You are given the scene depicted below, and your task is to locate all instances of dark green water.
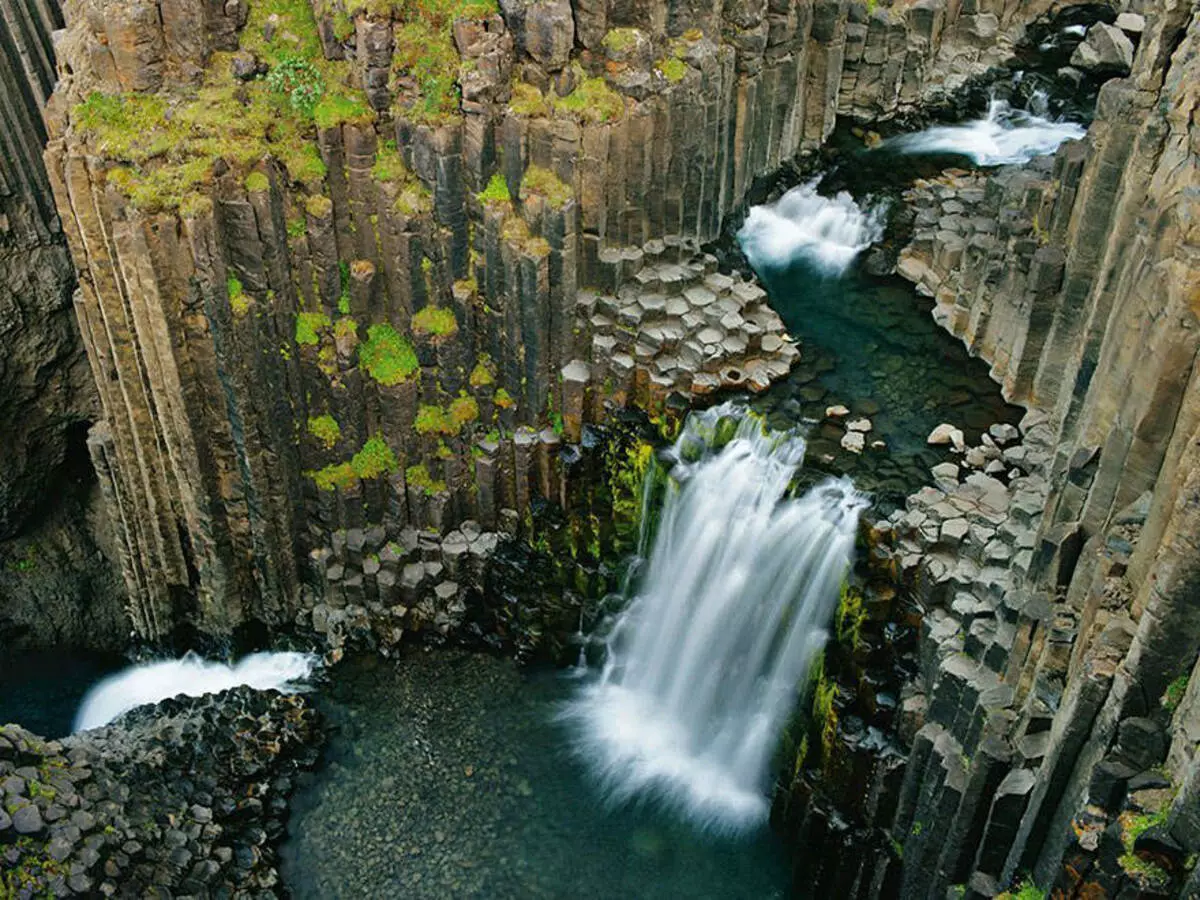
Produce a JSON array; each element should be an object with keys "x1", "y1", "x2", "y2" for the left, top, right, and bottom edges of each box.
[
  {"x1": 282, "y1": 651, "x2": 791, "y2": 899},
  {"x1": 747, "y1": 261, "x2": 1022, "y2": 512},
  {"x1": 0, "y1": 648, "x2": 124, "y2": 737}
]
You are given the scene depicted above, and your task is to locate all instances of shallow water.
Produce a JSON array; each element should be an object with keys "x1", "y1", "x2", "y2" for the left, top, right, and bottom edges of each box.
[
  {"x1": 745, "y1": 260, "x2": 1022, "y2": 511},
  {"x1": 282, "y1": 651, "x2": 791, "y2": 899}
]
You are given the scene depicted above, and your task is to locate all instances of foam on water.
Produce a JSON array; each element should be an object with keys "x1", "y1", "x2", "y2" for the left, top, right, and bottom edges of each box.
[
  {"x1": 565, "y1": 405, "x2": 868, "y2": 833},
  {"x1": 883, "y1": 99, "x2": 1085, "y2": 166},
  {"x1": 73, "y1": 651, "x2": 319, "y2": 732},
  {"x1": 737, "y1": 179, "x2": 886, "y2": 276}
]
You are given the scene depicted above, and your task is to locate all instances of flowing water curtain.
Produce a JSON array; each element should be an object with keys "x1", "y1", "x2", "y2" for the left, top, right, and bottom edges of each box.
[{"x1": 566, "y1": 404, "x2": 868, "y2": 833}]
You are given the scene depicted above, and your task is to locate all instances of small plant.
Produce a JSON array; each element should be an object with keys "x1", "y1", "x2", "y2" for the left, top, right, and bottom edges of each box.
[
  {"x1": 494, "y1": 387, "x2": 515, "y2": 409},
  {"x1": 245, "y1": 171, "x2": 270, "y2": 193},
  {"x1": 657, "y1": 56, "x2": 687, "y2": 83},
  {"x1": 351, "y1": 436, "x2": 398, "y2": 479},
  {"x1": 835, "y1": 581, "x2": 866, "y2": 650},
  {"x1": 267, "y1": 55, "x2": 326, "y2": 117},
  {"x1": 520, "y1": 166, "x2": 572, "y2": 208},
  {"x1": 469, "y1": 359, "x2": 494, "y2": 387},
  {"x1": 478, "y1": 173, "x2": 511, "y2": 205},
  {"x1": 5, "y1": 544, "x2": 37, "y2": 573},
  {"x1": 227, "y1": 275, "x2": 251, "y2": 316},
  {"x1": 449, "y1": 394, "x2": 479, "y2": 428},
  {"x1": 1163, "y1": 674, "x2": 1189, "y2": 712},
  {"x1": 405, "y1": 463, "x2": 447, "y2": 496}
]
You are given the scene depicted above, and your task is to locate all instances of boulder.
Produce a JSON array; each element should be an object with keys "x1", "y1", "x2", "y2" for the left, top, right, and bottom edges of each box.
[
  {"x1": 1114, "y1": 12, "x2": 1145, "y2": 38},
  {"x1": 825, "y1": 404, "x2": 850, "y2": 419},
  {"x1": 1070, "y1": 23, "x2": 1134, "y2": 75},
  {"x1": 928, "y1": 423, "x2": 965, "y2": 451},
  {"x1": 841, "y1": 431, "x2": 865, "y2": 454}
]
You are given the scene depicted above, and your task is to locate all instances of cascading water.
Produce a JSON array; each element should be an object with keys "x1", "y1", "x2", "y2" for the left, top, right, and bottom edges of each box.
[
  {"x1": 737, "y1": 179, "x2": 886, "y2": 276},
  {"x1": 72, "y1": 651, "x2": 319, "y2": 732},
  {"x1": 565, "y1": 405, "x2": 868, "y2": 833},
  {"x1": 883, "y1": 98, "x2": 1085, "y2": 166}
]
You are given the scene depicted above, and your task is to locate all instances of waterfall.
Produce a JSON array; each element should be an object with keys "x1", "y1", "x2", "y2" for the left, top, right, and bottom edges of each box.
[
  {"x1": 737, "y1": 179, "x2": 886, "y2": 276},
  {"x1": 883, "y1": 98, "x2": 1085, "y2": 166},
  {"x1": 73, "y1": 651, "x2": 318, "y2": 732},
  {"x1": 565, "y1": 405, "x2": 868, "y2": 833}
]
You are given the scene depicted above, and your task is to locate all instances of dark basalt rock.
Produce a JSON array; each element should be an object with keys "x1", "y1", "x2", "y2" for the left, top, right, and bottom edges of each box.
[{"x1": 0, "y1": 688, "x2": 323, "y2": 898}]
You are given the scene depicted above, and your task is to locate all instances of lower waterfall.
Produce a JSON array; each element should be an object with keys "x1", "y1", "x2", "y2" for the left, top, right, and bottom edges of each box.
[
  {"x1": 565, "y1": 406, "x2": 868, "y2": 833},
  {"x1": 73, "y1": 651, "x2": 319, "y2": 732}
]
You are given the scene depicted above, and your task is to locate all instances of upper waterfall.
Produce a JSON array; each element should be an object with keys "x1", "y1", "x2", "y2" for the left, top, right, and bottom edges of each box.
[
  {"x1": 73, "y1": 651, "x2": 319, "y2": 732},
  {"x1": 564, "y1": 405, "x2": 868, "y2": 833},
  {"x1": 883, "y1": 98, "x2": 1086, "y2": 166},
  {"x1": 738, "y1": 180, "x2": 886, "y2": 276}
]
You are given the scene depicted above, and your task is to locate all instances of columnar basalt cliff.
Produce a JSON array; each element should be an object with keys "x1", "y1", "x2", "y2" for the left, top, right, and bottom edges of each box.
[
  {"x1": 0, "y1": 0, "x2": 123, "y2": 648},
  {"x1": 831, "y1": 2, "x2": 1200, "y2": 895},
  {"x1": 39, "y1": 0, "x2": 1051, "y2": 646}
]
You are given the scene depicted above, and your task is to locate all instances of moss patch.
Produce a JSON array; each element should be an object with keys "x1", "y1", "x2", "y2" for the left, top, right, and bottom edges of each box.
[
  {"x1": 509, "y1": 82, "x2": 549, "y2": 116},
  {"x1": 551, "y1": 66, "x2": 625, "y2": 123},
  {"x1": 405, "y1": 462, "x2": 447, "y2": 496},
  {"x1": 658, "y1": 56, "x2": 688, "y2": 83},
  {"x1": 520, "y1": 165, "x2": 572, "y2": 208},
  {"x1": 412, "y1": 305, "x2": 458, "y2": 337},
  {"x1": 227, "y1": 275, "x2": 251, "y2": 317},
  {"x1": 296, "y1": 310, "x2": 332, "y2": 346},
  {"x1": 307, "y1": 414, "x2": 342, "y2": 448},
  {"x1": 359, "y1": 323, "x2": 418, "y2": 385},
  {"x1": 478, "y1": 172, "x2": 511, "y2": 205},
  {"x1": 309, "y1": 435, "x2": 398, "y2": 490}
]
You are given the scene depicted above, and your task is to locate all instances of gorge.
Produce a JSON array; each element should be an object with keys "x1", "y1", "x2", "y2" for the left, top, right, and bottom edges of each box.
[{"x1": 1, "y1": 0, "x2": 1198, "y2": 897}]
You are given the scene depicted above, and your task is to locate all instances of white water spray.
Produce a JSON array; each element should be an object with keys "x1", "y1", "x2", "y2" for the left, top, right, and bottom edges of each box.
[
  {"x1": 73, "y1": 651, "x2": 319, "y2": 732},
  {"x1": 738, "y1": 179, "x2": 886, "y2": 275},
  {"x1": 884, "y1": 99, "x2": 1085, "y2": 166},
  {"x1": 565, "y1": 406, "x2": 868, "y2": 833}
]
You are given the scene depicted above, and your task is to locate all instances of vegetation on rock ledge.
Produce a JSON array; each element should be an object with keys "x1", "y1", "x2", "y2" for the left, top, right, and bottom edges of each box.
[{"x1": 359, "y1": 324, "x2": 419, "y2": 385}]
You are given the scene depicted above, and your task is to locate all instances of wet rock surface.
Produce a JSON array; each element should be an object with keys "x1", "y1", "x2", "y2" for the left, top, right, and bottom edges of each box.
[
  {"x1": 283, "y1": 650, "x2": 789, "y2": 899},
  {"x1": 0, "y1": 687, "x2": 321, "y2": 898}
]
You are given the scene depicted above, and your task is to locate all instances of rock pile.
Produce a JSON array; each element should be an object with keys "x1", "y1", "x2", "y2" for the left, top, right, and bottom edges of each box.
[{"x1": 0, "y1": 689, "x2": 321, "y2": 898}]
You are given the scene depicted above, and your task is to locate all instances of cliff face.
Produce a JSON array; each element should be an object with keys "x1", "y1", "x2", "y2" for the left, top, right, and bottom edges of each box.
[
  {"x1": 871, "y1": 2, "x2": 1200, "y2": 894},
  {"x1": 0, "y1": 0, "x2": 123, "y2": 648},
  {"x1": 39, "y1": 0, "x2": 1049, "y2": 646}
]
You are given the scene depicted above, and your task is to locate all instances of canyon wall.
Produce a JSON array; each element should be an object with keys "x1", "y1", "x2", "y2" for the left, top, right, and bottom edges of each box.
[
  {"x1": 38, "y1": 0, "x2": 1051, "y2": 646},
  {"x1": 0, "y1": 0, "x2": 123, "y2": 648},
  {"x1": 867, "y1": 1, "x2": 1200, "y2": 895}
]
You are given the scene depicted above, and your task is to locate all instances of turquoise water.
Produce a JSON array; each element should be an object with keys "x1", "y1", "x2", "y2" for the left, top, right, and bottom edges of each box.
[{"x1": 282, "y1": 651, "x2": 791, "y2": 899}]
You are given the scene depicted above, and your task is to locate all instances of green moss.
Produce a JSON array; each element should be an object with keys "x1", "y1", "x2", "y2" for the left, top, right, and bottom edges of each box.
[
  {"x1": 227, "y1": 275, "x2": 251, "y2": 316},
  {"x1": 415, "y1": 404, "x2": 456, "y2": 435},
  {"x1": 469, "y1": 359, "x2": 494, "y2": 387},
  {"x1": 387, "y1": 0, "x2": 498, "y2": 123},
  {"x1": 308, "y1": 435, "x2": 398, "y2": 489},
  {"x1": 405, "y1": 463, "x2": 447, "y2": 496},
  {"x1": 1163, "y1": 674, "x2": 1189, "y2": 712},
  {"x1": 351, "y1": 435, "x2": 398, "y2": 479},
  {"x1": 307, "y1": 414, "x2": 342, "y2": 448},
  {"x1": 811, "y1": 653, "x2": 839, "y2": 766},
  {"x1": 313, "y1": 90, "x2": 375, "y2": 129},
  {"x1": 494, "y1": 387, "x2": 515, "y2": 409},
  {"x1": 602, "y1": 27, "x2": 641, "y2": 53},
  {"x1": 245, "y1": 171, "x2": 271, "y2": 193},
  {"x1": 295, "y1": 310, "x2": 332, "y2": 346},
  {"x1": 4, "y1": 545, "x2": 36, "y2": 573},
  {"x1": 551, "y1": 66, "x2": 626, "y2": 123},
  {"x1": 412, "y1": 305, "x2": 458, "y2": 337},
  {"x1": 478, "y1": 172, "x2": 511, "y2": 205},
  {"x1": 280, "y1": 143, "x2": 328, "y2": 183},
  {"x1": 509, "y1": 82, "x2": 549, "y2": 116},
  {"x1": 449, "y1": 394, "x2": 479, "y2": 427},
  {"x1": 306, "y1": 194, "x2": 334, "y2": 218},
  {"x1": 359, "y1": 323, "x2": 418, "y2": 385},
  {"x1": 520, "y1": 165, "x2": 572, "y2": 208},
  {"x1": 658, "y1": 56, "x2": 688, "y2": 83},
  {"x1": 835, "y1": 581, "x2": 866, "y2": 650}
]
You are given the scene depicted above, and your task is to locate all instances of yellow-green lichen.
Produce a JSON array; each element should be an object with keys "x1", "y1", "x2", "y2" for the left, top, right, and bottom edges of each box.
[
  {"x1": 296, "y1": 310, "x2": 332, "y2": 346},
  {"x1": 405, "y1": 462, "x2": 446, "y2": 496},
  {"x1": 307, "y1": 414, "x2": 342, "y2": 448},
  {"x1": 412, "y1": 305, "x2": 458, "y2": 337}
]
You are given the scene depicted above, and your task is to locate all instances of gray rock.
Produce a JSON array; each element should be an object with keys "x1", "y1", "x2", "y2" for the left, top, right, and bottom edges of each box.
[
  {"x1": 12, "y1": 803, "x2": 44, "y2": 834},
  {"x1": 1070, "y1": 22, "x2": 1134, "y2": 75}
]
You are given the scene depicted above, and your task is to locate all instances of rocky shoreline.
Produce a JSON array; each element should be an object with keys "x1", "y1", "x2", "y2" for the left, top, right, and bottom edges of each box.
[{"x1": 1, "y1": 689, "x2": 322, "y2": 898}]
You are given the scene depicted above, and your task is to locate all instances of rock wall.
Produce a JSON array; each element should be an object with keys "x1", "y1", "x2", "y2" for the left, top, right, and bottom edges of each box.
[
  {"x1": 0, "y1": 0, "x2": 124, "y2": 649},
  {"x1": 878, "y1": 2, "x2": 1200, "y2": 895},
  {"x1": 40, "y1": 0, "x2": 1052, "y2": 645}
]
